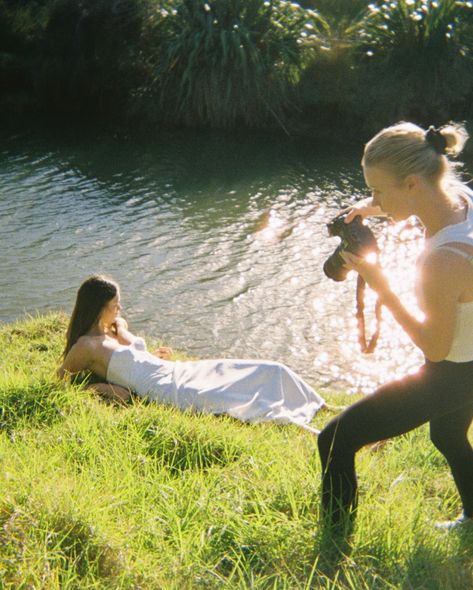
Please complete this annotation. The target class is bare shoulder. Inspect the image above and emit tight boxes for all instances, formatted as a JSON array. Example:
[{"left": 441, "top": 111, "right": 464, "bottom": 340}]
[
  {"left": 422, "top": 247, "right": 472, "bottom": 295},
  {"left": 61, "top": 336, "right": 96, "bottom": 374},
  {"left": 72, "top": 335, "right": 97, "bottom": 356},
  {"left": 424, "top": 246, "right": 470, "bottom": 271}
]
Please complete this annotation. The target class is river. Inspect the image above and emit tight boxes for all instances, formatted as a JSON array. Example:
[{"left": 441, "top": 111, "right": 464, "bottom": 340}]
[{"left": 1, "top": 128, "right": 439, "bottom": 392}]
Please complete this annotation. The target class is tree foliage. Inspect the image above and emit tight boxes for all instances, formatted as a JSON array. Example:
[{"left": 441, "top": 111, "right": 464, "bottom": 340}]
[
  {"left": 0, "top": 0, "right": 472, "bottom": 134},
  {"left": 360, "top": 0, "right": 473, "bottom": 122},
  {"left": 141, "top": 0, "right": 326, "bottom": 129}
]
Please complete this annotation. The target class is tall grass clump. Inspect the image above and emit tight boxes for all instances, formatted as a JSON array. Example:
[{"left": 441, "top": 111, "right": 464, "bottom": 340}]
[
  {"left": 2, "top": 312, "right": 473, "bottom": 588},
  {"left": 142, "top": 0, "right": 327, "bottom": 130},
  {"left": 301, "top": 0, "right": 370, "bottom": 32},
  {"left": 359, "top": 0, "right": 473, "bottom": 124}
]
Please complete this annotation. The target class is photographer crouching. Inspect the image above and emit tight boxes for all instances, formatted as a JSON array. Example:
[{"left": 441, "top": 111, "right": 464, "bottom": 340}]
[{"left": 318, "top": 121, "right": 473, "bottom": 532}]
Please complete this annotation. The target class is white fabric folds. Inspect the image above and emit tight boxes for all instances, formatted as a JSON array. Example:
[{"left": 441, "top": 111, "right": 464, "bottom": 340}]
[{"left": 107, "top": 346, "right": 325, "bottom": 428}]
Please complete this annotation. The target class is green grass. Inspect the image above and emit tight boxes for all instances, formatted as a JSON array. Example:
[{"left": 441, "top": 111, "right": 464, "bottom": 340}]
[{"left": 1, "top": 313, "right": 473, "bottom": 588}]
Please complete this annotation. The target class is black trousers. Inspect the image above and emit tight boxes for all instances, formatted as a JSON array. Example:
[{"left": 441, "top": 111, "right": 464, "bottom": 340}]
[{"left": 318, "top": 359, "right": 473, "bottom": 522}]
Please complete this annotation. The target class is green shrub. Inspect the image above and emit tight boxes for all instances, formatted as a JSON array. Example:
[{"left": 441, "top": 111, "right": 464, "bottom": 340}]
[
  {"left": 1, "top": 0, "right": 473, "bottom": 137},
  {"left": 142, "top": 0, "right": 326, "bottom": 130},
  {"left": 301, "top": 0, "right": 371, "bottom": 36},
  {"left": 359, "top": 0, "right": 473, "bottom": 124}
]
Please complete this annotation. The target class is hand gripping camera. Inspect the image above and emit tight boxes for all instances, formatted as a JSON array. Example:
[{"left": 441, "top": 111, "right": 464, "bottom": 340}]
[
  {"left": 323, "top": 212, "right": 379, "bottom": 281},
  {"left": 323, "top": 212, "right": 382, "bottom": 353}
]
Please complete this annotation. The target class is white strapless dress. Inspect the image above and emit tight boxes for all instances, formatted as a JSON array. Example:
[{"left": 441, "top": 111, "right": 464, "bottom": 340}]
[{"left": 106, "top": 346, "right": 325, "bottom": 429}]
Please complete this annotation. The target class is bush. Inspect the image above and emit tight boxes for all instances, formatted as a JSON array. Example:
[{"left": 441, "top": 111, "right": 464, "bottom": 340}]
[
  {"left": 0, "top": 0, "right": 54, "bottom": 111},
  {"left": 1, "top": 0, "right": 473, "bottom": 134},
  {"left": 296, "top": 0, "right": 371, "bottom": 137},
  {"left": 140, "top": 0, "right": 326, "bottom": 130},
  {"left": 359, "top": 0, "right": 473, "bottom": 125}
]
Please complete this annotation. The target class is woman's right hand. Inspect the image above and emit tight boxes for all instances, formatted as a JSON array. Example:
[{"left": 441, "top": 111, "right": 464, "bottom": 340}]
[
  {"left": 342, "top": 197, "right": 385, "bottom": 223},
  {"left": 87, "top": 382, "right": 131, "bottom": 405},
  {"left": 112, "top": 317, "right": 128, "bottom": 334}
]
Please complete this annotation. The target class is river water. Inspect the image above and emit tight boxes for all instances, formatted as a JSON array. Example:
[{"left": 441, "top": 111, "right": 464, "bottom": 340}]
[{"left": 1, "top": 128, "right": 441, "bottom": 392}]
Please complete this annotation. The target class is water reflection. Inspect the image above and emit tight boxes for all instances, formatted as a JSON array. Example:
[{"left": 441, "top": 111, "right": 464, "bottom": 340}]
[
  {"left": 317, "top": 218, "right": 425, "bottom": 393},
  {"left": 0, "top": 130, "right": 439, "bottom": 392}
]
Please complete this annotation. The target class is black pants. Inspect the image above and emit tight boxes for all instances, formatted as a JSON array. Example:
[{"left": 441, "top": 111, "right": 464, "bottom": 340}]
[{"left": 318, "top": 360, "right": 473, "bottom": 523}]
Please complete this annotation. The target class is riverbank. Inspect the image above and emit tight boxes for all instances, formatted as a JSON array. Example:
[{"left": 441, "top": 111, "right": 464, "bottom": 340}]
[{"left": 1, "top": 313, "right": 472, "bottom": 588}]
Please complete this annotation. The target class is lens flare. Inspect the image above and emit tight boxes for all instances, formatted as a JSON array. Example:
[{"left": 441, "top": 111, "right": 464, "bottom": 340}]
[{"left": 365, "top": 251, "right": 378, "bottom": 264}]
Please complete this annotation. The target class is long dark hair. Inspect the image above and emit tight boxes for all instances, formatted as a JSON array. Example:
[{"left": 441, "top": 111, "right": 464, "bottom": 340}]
[{"left": 63, "top": 274, "right": 119, "bottom": 358}]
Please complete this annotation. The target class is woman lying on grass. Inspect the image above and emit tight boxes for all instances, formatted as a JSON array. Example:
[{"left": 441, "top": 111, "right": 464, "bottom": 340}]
[{"left": 58, "top": 274, "right": 325, "bottom": 430}]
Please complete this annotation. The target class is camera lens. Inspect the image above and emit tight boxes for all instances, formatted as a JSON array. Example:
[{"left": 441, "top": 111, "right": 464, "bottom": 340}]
[{"left": 323, "top": 250, "right": 349, "bottom": 282}]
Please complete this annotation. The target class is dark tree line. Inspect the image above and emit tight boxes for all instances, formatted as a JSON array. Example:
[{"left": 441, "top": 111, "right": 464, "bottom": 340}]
[{"left": 1, "top": 0, "right": 472, "bottom": 138}]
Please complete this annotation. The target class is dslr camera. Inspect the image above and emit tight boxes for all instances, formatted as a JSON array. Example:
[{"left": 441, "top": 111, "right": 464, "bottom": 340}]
[{"left": 323, "top": 212, "right": 378, "bottom": 282}]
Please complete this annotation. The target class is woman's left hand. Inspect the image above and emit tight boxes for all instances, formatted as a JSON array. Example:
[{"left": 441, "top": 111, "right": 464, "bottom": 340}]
[{"left": 340, "top": 251, "right": 391, "bottom": 295}]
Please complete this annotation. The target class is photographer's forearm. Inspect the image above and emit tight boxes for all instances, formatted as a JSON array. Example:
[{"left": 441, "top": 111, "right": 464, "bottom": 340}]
[
  {"left": 345, "top": 197, "right": 387, "bottom": 222},
  {"left": 359, "top": 197, "right": 386, "bottom": 217},
  {"left": 378, "top": 290, "right": 425, "bottom": 352}
]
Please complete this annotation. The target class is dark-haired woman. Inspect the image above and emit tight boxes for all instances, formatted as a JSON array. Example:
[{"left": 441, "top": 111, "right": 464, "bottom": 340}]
[
  {"left": 58, "top": 275, "right": 325, "bottom": 430},
  {"left": 318, "top": 122, "right": 473, "bottom": 530}
]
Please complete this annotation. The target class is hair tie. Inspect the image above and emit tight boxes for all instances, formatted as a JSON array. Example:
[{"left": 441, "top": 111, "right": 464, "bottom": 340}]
[{"left": 425, "top": 125, "right": 447, "bottom": 155}]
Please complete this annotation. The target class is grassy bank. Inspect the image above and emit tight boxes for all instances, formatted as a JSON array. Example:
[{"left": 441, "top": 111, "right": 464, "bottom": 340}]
[{"left": 1, "top": 313, "right": 472, "bottom": 589}]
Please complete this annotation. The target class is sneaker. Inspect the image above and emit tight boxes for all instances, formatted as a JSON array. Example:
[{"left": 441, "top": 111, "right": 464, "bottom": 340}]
[{"left": 435, "top": 514, "right": 473, "bottom": 530}]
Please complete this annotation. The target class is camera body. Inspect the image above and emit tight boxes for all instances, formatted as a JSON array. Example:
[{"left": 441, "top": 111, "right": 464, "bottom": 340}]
[{"left": 323, "top": 213, "right": 378, "bottom": 282}]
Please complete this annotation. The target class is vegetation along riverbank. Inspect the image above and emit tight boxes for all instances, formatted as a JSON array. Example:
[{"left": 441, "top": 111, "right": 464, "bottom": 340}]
[
  {"left": 1, "top": 0, "right": 473, "bottom": 140},
  {"left": 1, "top": 313, "right": 473, "bottom": 588}
]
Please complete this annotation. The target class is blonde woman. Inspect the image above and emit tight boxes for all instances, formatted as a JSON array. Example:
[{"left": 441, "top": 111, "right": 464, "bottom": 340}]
[{"left": 318, "top": 122, "right": 473, "bottom": 530}]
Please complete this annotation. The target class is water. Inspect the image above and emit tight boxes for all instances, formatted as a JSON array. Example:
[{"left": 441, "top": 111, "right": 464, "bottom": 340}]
[{"left": 0, "top": 129, "right": 434, "bottom": 392}]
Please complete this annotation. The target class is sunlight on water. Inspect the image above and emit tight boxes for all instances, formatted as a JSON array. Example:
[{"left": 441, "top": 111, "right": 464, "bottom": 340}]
[
  {"left": 0, "top": 131, "right": 451, "bottom": 394},
  {"left": 313, "top": 217, "right": 425, "bottom": 393}
]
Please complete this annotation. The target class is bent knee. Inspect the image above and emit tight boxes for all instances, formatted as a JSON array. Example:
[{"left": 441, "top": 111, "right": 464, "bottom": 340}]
[
  {"left": 318, "top": 412, "right": 363, "bottom": 463},
  {"left": 318, "top": 419, "right": 344, "bottom": 463},
  {"left": 430, "top": 423, "right": 465, "bottom": 454}
]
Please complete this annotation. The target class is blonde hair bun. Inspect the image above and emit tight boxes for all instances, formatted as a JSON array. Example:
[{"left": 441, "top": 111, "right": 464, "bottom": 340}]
[{"left": 439, "top": 123, "right": 469, "bottom": 156}]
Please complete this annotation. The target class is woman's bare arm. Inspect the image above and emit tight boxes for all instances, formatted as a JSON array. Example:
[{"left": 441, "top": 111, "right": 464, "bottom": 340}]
[
  {"left": 341, "top": 249, "right": 463, "bottom": 361},
  {"left": 86, "top": 382, "right": 131, "bottom": 405},
  {"left": 112, "top": 317, "right": 146, "bottom": 347},
  {"left": 343, "top": 197, "right": 387, "bottom": 223}
]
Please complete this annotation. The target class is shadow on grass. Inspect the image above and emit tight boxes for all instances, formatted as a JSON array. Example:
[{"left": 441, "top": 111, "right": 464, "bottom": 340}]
[
  {"left": 402, "top": 530, "right": 473, "bottom": 589},
  {"left": 122, "top": 410, "right": 249, "bottom": 474},
  {"left": 0, "top": 381, "right": 71, "bottom": 434},
  {"left": 0, "top": 499, "right": 143, "bottom": 588},
  {"left": 314, "top": 512, "right": 355, "bottom": 582}
]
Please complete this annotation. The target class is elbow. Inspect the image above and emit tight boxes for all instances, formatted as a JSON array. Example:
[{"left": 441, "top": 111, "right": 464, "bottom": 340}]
[
  {"left": 423, "top": 343, "right": 450, "bottom": 363},
  {"left": 424, "top": 351, "right": 447, "bottom": 363}
]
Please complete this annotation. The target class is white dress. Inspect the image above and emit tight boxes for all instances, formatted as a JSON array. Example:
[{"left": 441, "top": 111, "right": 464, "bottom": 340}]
[{"left": 106, "top": 344, "right": 325, "bottom": 430}]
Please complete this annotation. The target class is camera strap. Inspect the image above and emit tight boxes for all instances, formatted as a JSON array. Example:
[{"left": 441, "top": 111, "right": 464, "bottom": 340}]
[{"left": 356, "top": 275, "right": 382, "bottom": 353}]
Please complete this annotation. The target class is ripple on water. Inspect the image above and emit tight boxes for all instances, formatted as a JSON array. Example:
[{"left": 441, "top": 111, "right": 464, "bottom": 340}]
[{"left": 0, "top": 132, "right": 437, "bottom": 393}]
